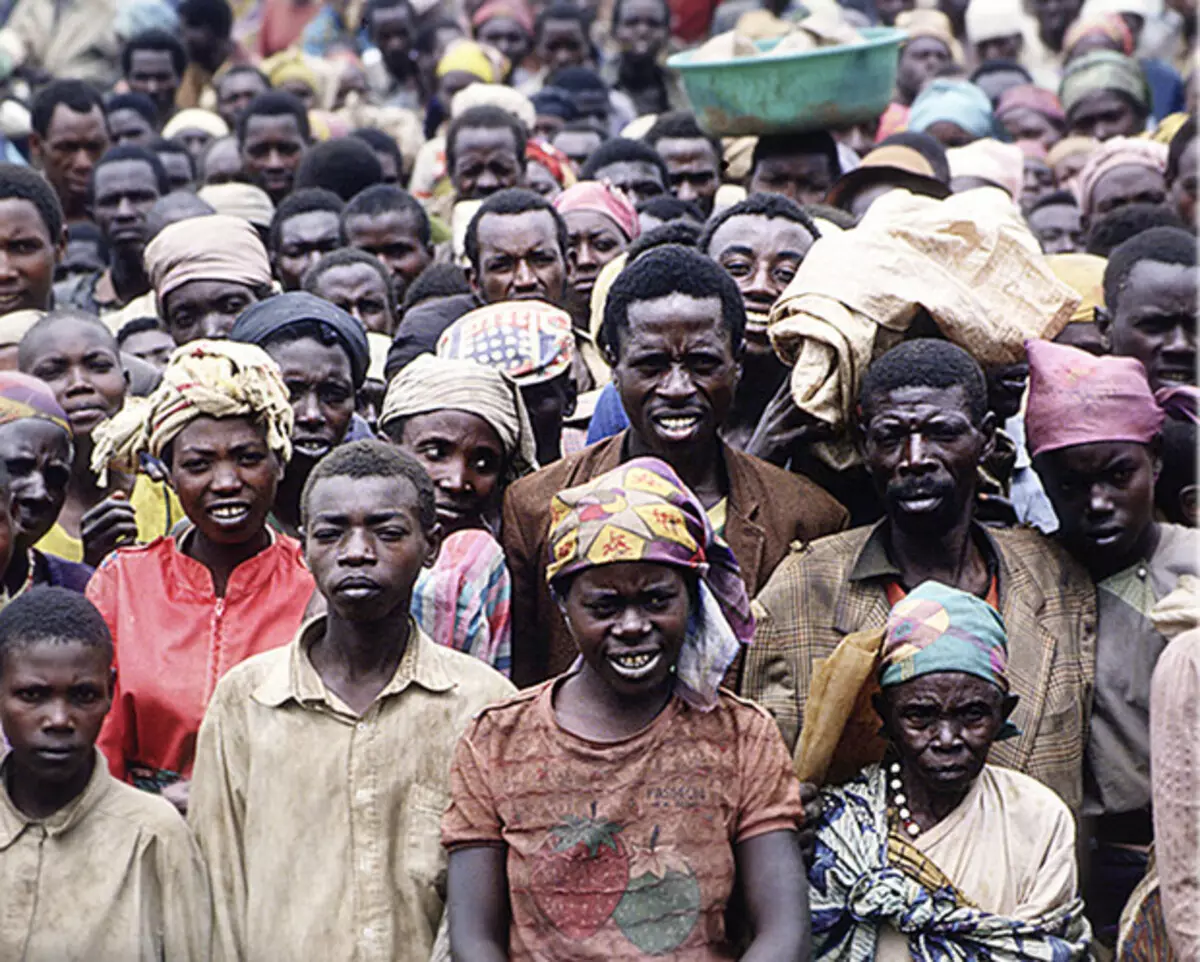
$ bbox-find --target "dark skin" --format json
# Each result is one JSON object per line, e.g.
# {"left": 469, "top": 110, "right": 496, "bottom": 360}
{"left": 563, "top": 209, "right": 628, "bottom": 308}
{"left": 22, "top": 317, "right": 140, "bottom": 568}
{"left": 216, "top": 71, "right": 268, "bottom": 130}
{"left": 654, "top": 137, "right": 721, "bottom": 217}
{"left": 310, "top": 262, "right": 397, "bottom": 336}
{"left": 1028, "top": 201, "right": 1084, "bottom": 255}
{"left": 1033, "top": 0, "right": 1082, "bottom": 50}
{"left": 591, "top": 160, "right": 665, "bottom": 206}
{"left": 239, "top": 113, "right": 307, "bottom": 204}
{"left": 1068, "top": 91, "right": 1143, "bottom": 141}
{"left": 468, "top": 210, "right": 567, "bottom": 305}
{"left": 1035, "top": 441, "right": 1160, "bottom": 581}
{"left": 106, "top": 108, "right": 155, "bottom": 148}
{"left": 0, "top": 640, "right": 114, "bottom": 820}
{"left": 389, "top": 409, "right": 506, "bottom": 534}
{"left": 370, "top": 4, "right": 418, "bottom": 85}
{"left": 860, "top": 384, "right": 996, "bottom": 596}
{"left": 896, "top": 37, "right": 952, "bottom": 105}
{"left": 875, "top": 672, "right": 1017, "bottom": 830}
{"left": 0, "top": 419, "right": 72, "bottom": 567}
{"left": 1054, "top": 321, "right": 1106, "bottom": 356}
{"left": 0, "top": 480, "right": 17, "bottom": 589}
{"left": 91, "top": 158, "right": 161, "bottom": 303}
{"left": 272, "top": 210, "right": 341, "bottom": 292}
{"left": 521, "top": 372, "right": 576, "bottom": 466}
{"left": 163, "top": 279, "right": 261, "bottom": 344}
{"left": 342, "top": 209, "right": 432, "bottom": 302}
{"left": 534, "top": 18, "right": 591, "bottom": 73}
{"left": 449, "top": 126, "right": 525, "bottom": 201}
{"left": 448, "top": 562, "right": 810, "bottom": 962}
{"left": 126, "top": 49, "right": 180, "bottom": 123}
{"left": 31, "top": 104, "right": 110, "bottom": 222}
{"left": 0, "top": 197, "right": 66, "bottom": 314}
{"left": 1100, "top": 260, "right": 1198, "bottom": 393}
{"left": 749, "top": 153, "right": 835, "bottom": 207}
{"left": 304, "top": 474, "right": 440, "bottom": 714}
{"left": 1084, "top": 164, "right": 1168, "bottom": 226}
{"left": 609, "top": 293, "right": 740, "bottom": 509}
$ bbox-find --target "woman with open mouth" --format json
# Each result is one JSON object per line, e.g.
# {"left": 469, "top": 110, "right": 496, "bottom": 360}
{"left": 84, "top": 339, "right": 314, "bottom": 816}
{"left": 443, "top": 457, "right": 810, "bottom": 960}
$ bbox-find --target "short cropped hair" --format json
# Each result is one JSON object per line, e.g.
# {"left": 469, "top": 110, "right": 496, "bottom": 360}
{"left": 351, "top": 127, "right": 404, "bottom": 178}
{"left": 1104, "top": 226, "right": 1198, "bottom": 312}
{"left": 446, "top": 105, "right": 528, "bottom": 177}
{"left": 269, "top": 187, "right": 345, "bottom": 252}
{"left": 0, "top": 586, "right": 113, "bottom": 674}
{"left": 301, "top": 439, "right": 436, "bottom": 533}
{"left": 752, "top": 131, "right": 841, "bottom": 180}
{"left": 699, "top": 192, "right": 819, "bottom": 252}
{"left": 121, "top": 29, "right": 188, "bottom": 79}
{"left": 626, "top": 219, "right": 701, "bottom": 258}
{"left": 31, "top": 80, "right": 105, "bottom": 138}
{"left": 179, "top": 0, "right": 234, "bottom": 40}
{"left": 601, "top": 244, "right": 746, "bottom": 356}
{"left": 535, "top": 2, "right": 591, "bottom": 42}
{"left": 0, "top": 163, "right": 64, "bottom": 239}
{"left": 464, "top": 187, "right": 567, "bottom": 271}
{"left": 581, "top": 137, "right": 669, "bottom": 183}
{"left": 91, "top": 144, "right": 171, "bottom": 200}
{"left": 1086, "top": 203, "right": 1186, "bottom": 257}
{"left": 341, "top": 183, "right": 431, "bottom": 247}
{"left": 1027, "top": 189, "right": 1079, "bottom": 216}
{"left": 859, "top": 338, "right": 989, "bottom": 425}
{"left": 635, "top": 195, "right": 704, "bottom": 224}
{"left": 400, "top": 262, "right": 470, "bottom": 309}
{"left": 237, "top": 91, "right": 310, "bottom": 143}
{"left": 302, "top": 247, "right": 396, "bottom": 306}
{"left": 294, "top": 137, "right": 384, "bottom": 201}
{"left": 116, "top": 315, "right": 167, "bottom": 346}
{"left": 105, "top": 91, "right": 158, "bottom": 128}
{"left": 643, "top": 110, "right": 721, "bottom": 158}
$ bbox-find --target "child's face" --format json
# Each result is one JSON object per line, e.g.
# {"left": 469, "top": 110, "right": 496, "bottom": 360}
{"left": 303, "top": 474, "right": 440, "bottom": 623}
{"left": 0, "top": 639, "right": 112, "bottom": 786}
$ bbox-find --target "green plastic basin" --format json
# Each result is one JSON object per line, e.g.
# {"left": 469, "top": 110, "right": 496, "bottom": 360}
{"left": 666, "top": 26, "right": 904, "bottom": 137}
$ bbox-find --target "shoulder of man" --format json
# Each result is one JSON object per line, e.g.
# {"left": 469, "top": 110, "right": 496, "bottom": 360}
{"left": 505, "top": 434, "right": 622, "bottom": 517}
{"left": 418, "top": 630, "right": 518, "bottom": 709}
{"left": 725, "top": 445, "right": 850, "bottom": 534}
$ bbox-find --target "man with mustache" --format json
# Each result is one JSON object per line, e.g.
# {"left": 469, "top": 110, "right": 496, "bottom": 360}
{"left": 741, "top": 338, "right": 1097, "bottom": 817}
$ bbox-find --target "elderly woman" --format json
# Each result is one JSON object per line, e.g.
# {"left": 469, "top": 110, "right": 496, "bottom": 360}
{"left": 808, "top": 581, "right": 1090, "bottom": 961}
{"left": 379, "top": 352, "right": 538, "bottom": 674}
{"left": 87, "top": 340, "right": 314, "bottom": 811}
{"left": 143, "top": 213, "right": 275, "bottom": 345}
{"left": 443, "top": 457, "right": 810, "bottom": 960}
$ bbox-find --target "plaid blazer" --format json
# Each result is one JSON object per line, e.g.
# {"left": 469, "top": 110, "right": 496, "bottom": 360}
{"left": 741, "top": 521, "right": 1097, "bottom": 813}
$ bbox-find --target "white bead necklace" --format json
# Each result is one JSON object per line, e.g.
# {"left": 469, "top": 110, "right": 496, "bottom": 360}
{"left": 888, "top": 761, "right": 921, "bottom": 838}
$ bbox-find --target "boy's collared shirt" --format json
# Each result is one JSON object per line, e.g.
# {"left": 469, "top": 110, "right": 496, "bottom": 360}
{"left": 188, "top": 615, "right": 516, "bottom": 962}
{"left": 0, "top": 747, "right": 211, "bottom": 962}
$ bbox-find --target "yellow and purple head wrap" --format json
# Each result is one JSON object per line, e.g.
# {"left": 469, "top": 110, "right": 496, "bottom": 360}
{"left": 546, "top": 457, "right": 753, "bottom": 710}
{"left": 0, "top": 371, "right": 72, "bottom": 437}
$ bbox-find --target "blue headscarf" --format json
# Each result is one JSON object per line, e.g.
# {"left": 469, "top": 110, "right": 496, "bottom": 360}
{"left": 908, "top": 79, "right": 997, "bottom": 140}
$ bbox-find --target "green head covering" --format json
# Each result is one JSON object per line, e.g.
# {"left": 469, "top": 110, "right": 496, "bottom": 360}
{"left": 1060, "top": 50, "right": 1149, "bottom": 119}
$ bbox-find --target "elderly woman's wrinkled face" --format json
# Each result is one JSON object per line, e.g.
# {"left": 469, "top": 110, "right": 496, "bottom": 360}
{"left": 388, "top": 409, "right": 505, "bottom": 535}
{"left": 0, "top": 419, "right": 72, "bottom": 550}
{"left": 879, "top": 672, "right": 1010, "bottom": 798}
{"left": 564, "top": 562, "right": 690, "bottom": 699}
{"left": 169, "top": 415, "right": 283, "bottom": 546}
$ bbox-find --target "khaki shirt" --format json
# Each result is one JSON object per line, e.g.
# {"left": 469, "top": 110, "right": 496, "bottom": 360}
{"left": 0, "top": 748, "right": 211, "bottom": 962}
{"left": 189, "top": 616, "right": 516, "bottom": 962}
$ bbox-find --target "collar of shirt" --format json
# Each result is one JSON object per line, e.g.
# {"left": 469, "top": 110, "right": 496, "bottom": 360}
{"left": 849, "top": 519, "right": 1000, "bottom": 585}
{"left": 0, "top": 748, "right": 114, "bottom": 849}
{"left": 252, "top": 614, "right": 457, "bottom": 716}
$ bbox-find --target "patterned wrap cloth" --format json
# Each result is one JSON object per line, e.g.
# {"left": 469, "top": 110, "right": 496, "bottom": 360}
{"left": 996, "top": 85, "right": 1066, "bottom": 128}
{"left": 1059, "top": 50, "right": 1149, "bottom": 118}
{"left": 436, "top": 299, "right": 575, "bottom": 385}
{"left": 89, "top": 340, "right": 294, "bottom": 483}
{"left": 1063, "top": 13, "right": 1135, "bottom": 57}
{"left": 0, "top": 371, "right": 72, "bottom": 436}
{"left": 545, "top": 457, "right": 753, "bottom": 710}
{"left": 525, "top": 140, "right": 577, "bottom": 189}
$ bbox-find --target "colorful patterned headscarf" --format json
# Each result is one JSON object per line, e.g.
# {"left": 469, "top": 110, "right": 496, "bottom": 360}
{"left": 995, "top": 85, "right": 1066, "bottom": 127}
{"left": 1060, "top": 50, "right": 1149, "bottom": 118}
{"left": 0, "top": 372, "right": 71, "bottom": 436}
{"left": 90, "top": 340, "right": 293, "bottom": 483}
{"left": 1063, "top": 13, "right": 1135, "bottom": 58}
{"left": 881, "top": 581, "right": 1011, "bottom": 694}
{"left": 436, "top": 300, "right": 575, "bottom": 385}
{"left": 546, "top": 457, "right": 753, "bottom": 710}
{"left": 553, "top": 181, "right": 641, "bottom": 241}
{"left": 526, "top": 140, "right": 577, "bottom": 189}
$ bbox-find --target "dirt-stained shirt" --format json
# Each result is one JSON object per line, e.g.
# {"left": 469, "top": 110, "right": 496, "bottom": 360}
{"left": 442, "top": 681, "right": 803, "bottom": 960}
{"left": 0, "top": 748, "right": 211, "bottom": 962}
{"left": 188, "top": 616, "right": 516, "bottom": 962}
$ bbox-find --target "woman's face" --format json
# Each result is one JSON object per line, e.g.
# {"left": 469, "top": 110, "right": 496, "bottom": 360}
{"left": 879, "top": 672, "right": 1011, "bottom": 799}
{"left": 163, "top": 279, "right": 260, "bottom": 345}
{"left": 22, "top": 318, "right": 126, "bottom": 440}
{"left": 391, "top": 409, "right": 505, "bottom": 534}
{"left": 169, "top": 415, "right": 283, "bottom": 546}
{"left": 563, "top": 209, "right": 628, "bottom": 304}
{"left": 564, "top": 562, "right": 690, "bottom": 700}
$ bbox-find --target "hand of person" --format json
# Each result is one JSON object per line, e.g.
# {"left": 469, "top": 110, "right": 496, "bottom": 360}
{"left": 798, "top": 780, "right": 822, "bottom": 864}
{"left": 744, "top": 380, "right": 831, "bottom": 466}
{"left": 81, "top": 492, "right": 139, "bottom": 568}
{"left": 162, "top": 778, "right": 191, "bottom": 817}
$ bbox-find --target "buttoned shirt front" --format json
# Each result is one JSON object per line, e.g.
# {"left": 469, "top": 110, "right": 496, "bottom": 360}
{"left": 188, "top": 616, "right": 516, "bottom": 962}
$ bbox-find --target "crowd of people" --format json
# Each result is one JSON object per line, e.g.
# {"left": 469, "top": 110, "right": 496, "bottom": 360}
{"left": 0, "top": 0, "right": 1194, "bottom": 958}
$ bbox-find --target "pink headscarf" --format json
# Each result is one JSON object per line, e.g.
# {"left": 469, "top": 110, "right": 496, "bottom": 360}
{"left": 553, "top": 181, "right": 641, "bottom": 241}
{"left": 471, "top": 0, "right": 534, "bottom": 34}
{"left": 1075, "top": 137, "right": 1168, "bottom": 214}
{"left": 996, "top": 85, "right": 1066, "bottom": 127}
{"left": 1024, "top": 339, "right": 1165, "bottom": 457}
{"left": 1063, "top": 14, "right": 1135, "bottom": 58}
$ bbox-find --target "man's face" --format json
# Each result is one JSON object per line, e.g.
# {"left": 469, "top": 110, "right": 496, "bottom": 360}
{"left": 240, "top": 114, "right": 307, "bottom": 203}
{"left": 127, "top": 49, "right": 180, "bottom": 121}
{"left": 201, "top": 136, "right": 244, "bottom": 185}
{"left": 470, "top": 209, "right": 566, "bottom": 303}
{"left": 476, "top": 16, "right": 531, "bottom": 68}
{"left": 1108, "top": 259, "right": 1198, "bottom": 392}
{"left": 216, "top": 71, "right": 268, "bottom": 128}
{"left": 1027, "top": 201, "right": 1084, "bottom": 254}
{"left": 553, "top": 128, "right": 604, "bottom": 168}
{"left": 156, "top": 150, "right": 194, "bottom": 192}
{"left": 267, "top": 337, "right": 356, "bottom": 463}
{"left": 304, "top": 474, "right": 438, "bottom": 622}
{"left": 0, "top": 419, "right": 72, "bottom": 550}
{"left": 1000, "top": 107, "right": 1062, "bottom": 150}
{"left": 861, "top": 384, "right": 993, "bottom": 535}
{"left": 1036, "top": 440, "right": 1157, "bottom": 575}
{"left": 748, "top": 151, "right": 835, "bottom": 206}
{"left": 592, "top": 160, "right": 665, "bottom": 206}
{"left": 896, "top": 37, "right": 952, "bottom": 103}
{"left": 1086, "top": 164, "right": 1168, "bottom": 223}
{"left": 536, "top": 18, "right": 590, "bottom": 72}
{"left": 371, "top": 5, "right": 416, "bottom": 80}
{"left": 708, "top": 214, "right": 813, "bottom": 356}
{"left": 311, "top": 262, "right": 396, "bottom": 335}
{"left": 1021, "top": 157, "right": 1056, "bottom": 213}
{"left": 0, "top": 198, "right": 62, "bottom": 314}
{"left": 92, "top": 159, "right": 161, "bottom": 253}
{"left": 342, "top": 209, "right": 431, "bottom": 300}
{"left": 654, "top": 137, "right": 720, "bottom": 216}
{"left": 1069, "top": 90, "right": 1141, "bottom": 141}
{"left": 121, "top": 326, "right": 176, "bottom": 371}
{"left": 1171, "top": 136, "right": 1197, "bottom": 225}
{"left": 612, "top": 292, "right": 739, "bottom": 458}
{"left": 614, "top": 0, "right": 669, "bottom": 61}
{"left": 273, "top": 210, "right": 341, "bottom": 291}
{"left": 23, "top": 317, "right": 128, "bottom": 441}
{"left": 163, "top": 279, "right": 259, "bottom": 344}
{"left": 33, "top": 105, "right": 110, "bottom": 215}
{"left": 0, "top": 640, "right": 112, "bottom": 796}
{"left": 450, "top": 125, "right": 523, "bottom": 200}
{"left": 1034, "top": 0, "right": 1083, "bottom": 45}
{"left": 975, "top": 35, "right": 1023, "bottom": 64}
{"left": 106, "top": 108, "right": 155, "bottom": 148}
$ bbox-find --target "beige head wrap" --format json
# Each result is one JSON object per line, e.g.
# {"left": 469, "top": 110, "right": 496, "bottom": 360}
{"left": 90, "top": 339, "right": 293, "bottom": 483}
{"left": 195, "top": 184, "right": 276, "bottom": 231}
{"left": 0, "top": 309, "right": 45, "bottom": 347}
{"left": 162, "top": 108, "right": 230, "bottom": 140}
{"left": 379, "top": 353, "right": 537, "bottom": 481}
{"left": 144, "top": 214, "right": 273, "bottom": 302}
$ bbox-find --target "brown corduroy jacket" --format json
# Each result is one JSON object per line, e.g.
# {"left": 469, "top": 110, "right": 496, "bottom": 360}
{"left": 501, "top": 431, "right": 850, "bottom": 688}
{"left": 741, "top": 520, "right": 1098, "bottom": 814}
